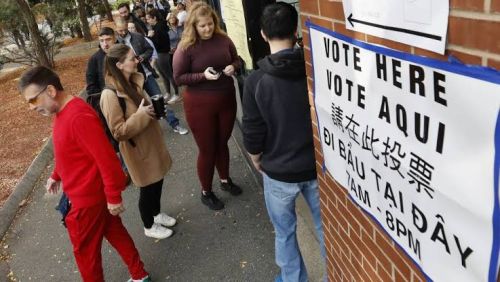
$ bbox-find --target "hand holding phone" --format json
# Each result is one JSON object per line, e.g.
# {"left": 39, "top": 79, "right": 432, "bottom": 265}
{"left": 204, "top": 67, "right": 221, "bottom": 80}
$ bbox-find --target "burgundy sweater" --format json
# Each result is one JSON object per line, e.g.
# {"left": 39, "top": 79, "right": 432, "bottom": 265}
{"left": 173, "top": 33, "right": 240, "bottom": 93}
{"left": 51, "top": 98, "right": 126, "bottom": 208}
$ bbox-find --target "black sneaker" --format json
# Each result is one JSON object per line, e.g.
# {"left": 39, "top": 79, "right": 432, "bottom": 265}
{"left": 201, "top": 191, "right": 225, "bottom": 210}
{"left": 220, "top": 178, "right": 242, "bottom": 196}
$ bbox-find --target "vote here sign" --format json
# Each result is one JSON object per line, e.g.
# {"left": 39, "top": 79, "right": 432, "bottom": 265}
{"left": 307, "top": 23, "right": 500, "bottom": 281}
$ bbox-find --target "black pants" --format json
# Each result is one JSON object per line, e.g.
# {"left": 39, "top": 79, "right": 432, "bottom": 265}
{"left": 139, "top": 179, "right": 163, "bottom": 228}
{"left": 157, "top": 52, "right": 178, "bottom": 95}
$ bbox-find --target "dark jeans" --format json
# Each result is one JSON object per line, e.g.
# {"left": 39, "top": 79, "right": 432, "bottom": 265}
{"left": 138, "top": 179, "right": 163, "bottom": 228}
{"left": 143, "top": 75, "right": 179, "bottom": 128}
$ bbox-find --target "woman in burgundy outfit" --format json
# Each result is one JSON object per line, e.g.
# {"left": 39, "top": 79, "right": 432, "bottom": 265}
{"left": 173, "top": 2, "right": 242, "bottom": 210}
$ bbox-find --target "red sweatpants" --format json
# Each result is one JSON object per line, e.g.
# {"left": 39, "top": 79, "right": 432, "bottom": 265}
{"left": 65, "top": 203, "right": 148, "bottom": 282}
{"left": 183, "top": 89, "right": 237, "bottom": 191}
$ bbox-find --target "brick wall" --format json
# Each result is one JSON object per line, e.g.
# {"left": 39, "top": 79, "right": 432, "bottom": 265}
{"left": 299, "top": 0, "right": 500, "bottom": 281}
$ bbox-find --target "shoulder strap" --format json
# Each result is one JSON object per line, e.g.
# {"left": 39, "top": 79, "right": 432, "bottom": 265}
{"left": 103, "top": 86, "right": 136, "bottom": 147}
{"left": 103, "top": 85, "right": 127, "bottom": 117}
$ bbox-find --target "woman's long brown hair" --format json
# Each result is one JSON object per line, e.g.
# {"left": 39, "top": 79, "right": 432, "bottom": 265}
{"left": 104, "top": 44, "right": 144, "bottom": 106}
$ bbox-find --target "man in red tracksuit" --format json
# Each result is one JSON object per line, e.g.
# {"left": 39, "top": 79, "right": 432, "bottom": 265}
{"left": 19, "top": 66, "right": 151, "bottom": 282}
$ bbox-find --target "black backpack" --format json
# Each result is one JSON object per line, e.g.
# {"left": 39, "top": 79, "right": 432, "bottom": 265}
{"left": 86, "top": 86, "right": 129, "bottom": 152}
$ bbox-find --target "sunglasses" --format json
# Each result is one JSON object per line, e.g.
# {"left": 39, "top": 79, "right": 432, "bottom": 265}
{"left": 28, "top": 85, "right": 48, "bottom": 104}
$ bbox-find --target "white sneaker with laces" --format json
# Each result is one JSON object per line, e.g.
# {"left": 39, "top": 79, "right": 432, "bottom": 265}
{"left": 144, "top": 223, "right": 173, "bottom": 239}
{"left": 153, "top": 212, "right": 177, "bottom": 227}
{"left": 173, "top": 125, "right": 189, "bottom": 135}
{"left": 167, "top": 94, "right": 181, "bottom": 104}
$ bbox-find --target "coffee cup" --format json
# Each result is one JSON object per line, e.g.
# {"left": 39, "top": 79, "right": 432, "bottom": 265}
{"left": 151, "top": 95, "right": 166, "bottom": 119}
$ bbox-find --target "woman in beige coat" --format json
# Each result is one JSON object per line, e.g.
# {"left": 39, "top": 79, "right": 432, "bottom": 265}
{"left": 100, "top": 43, "right": 175, "bottom": 240}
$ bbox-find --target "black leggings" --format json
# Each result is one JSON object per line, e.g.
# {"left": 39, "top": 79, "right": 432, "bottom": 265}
{"left": 139, "top": 179, "right": 163, "bottom": 228}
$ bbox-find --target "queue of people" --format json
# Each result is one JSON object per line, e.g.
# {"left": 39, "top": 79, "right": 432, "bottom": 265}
{"left": 19, "top": 2, "right": 324, "bottom": 282}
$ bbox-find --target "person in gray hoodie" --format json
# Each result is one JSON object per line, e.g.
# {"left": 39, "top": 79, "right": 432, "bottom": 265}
{"left": 242, "top": 3, "right": 325, "bottom": 282}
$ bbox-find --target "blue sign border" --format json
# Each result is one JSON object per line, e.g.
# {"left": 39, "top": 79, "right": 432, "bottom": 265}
{"left": 305, "top": 21, "right": 500, "bottom": 282}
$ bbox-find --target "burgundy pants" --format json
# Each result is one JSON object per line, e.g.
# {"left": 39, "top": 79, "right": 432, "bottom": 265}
{"left": 66, "top": 203, "right": 148, "bottom": 282}
{"left": 183, "top": 89, "right": 236, "bottom": 192}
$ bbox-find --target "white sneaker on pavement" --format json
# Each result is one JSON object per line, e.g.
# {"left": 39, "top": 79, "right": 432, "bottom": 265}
{"left": 167, "top": 94, "right": 181, "bottom": 104}
{"left": 173, "top": 125, "right": 189, "bottom": 135}
{"left": 153, "top": 212, "right": 177, "bottom": 227}
{"left": 144, "top": 223, "right": 173, "bottom": 239}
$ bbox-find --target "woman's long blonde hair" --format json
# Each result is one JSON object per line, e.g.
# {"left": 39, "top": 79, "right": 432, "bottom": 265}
{"left": 178, "top": 2, "right": 226, "bottom": 50}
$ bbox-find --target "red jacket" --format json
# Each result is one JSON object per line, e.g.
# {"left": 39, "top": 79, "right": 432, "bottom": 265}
{"left": 51, "top": 98, "right": 125, "bottom": 208}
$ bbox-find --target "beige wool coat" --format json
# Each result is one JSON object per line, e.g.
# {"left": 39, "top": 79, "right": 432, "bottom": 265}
{"left": 100, "top": 72, "right": 171, "bottom": 187}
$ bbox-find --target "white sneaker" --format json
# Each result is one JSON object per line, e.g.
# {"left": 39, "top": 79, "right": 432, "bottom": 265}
{"left": 153, "top": 212, "right": 177, "bottom": 227}
{"left": 167, "top": 94, "right": 181, "bottom": 104}
{"left": 173, "top": 125, "right": 189, "bottom": 135}
{"left": 144, "top": 223, "right": 173, "bottom": 239}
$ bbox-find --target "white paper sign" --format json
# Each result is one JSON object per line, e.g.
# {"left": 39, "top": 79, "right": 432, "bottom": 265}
{"left": 308, "top": 23, "right": 500, "bottom": 281}
{"left": 342, "top": 0, "right": 449, "bottom": 54}
{"left": 220, "top": 0, "right": 253, "bottom": 68}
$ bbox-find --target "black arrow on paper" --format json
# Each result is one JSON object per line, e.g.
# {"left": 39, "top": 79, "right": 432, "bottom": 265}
{"left": 347, "top": 13, "right": 442, "bottom": 41}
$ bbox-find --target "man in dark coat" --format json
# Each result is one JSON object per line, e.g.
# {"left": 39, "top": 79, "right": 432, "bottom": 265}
{"left": 242, "top": 3, "right": 325, "bottom": 282}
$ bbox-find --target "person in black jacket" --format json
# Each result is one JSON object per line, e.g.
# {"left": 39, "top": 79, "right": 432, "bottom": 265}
{"left": 118, "top": 3, "right": 148, "bottom": 35}
{"left": 146, "top": 9, "right": 179, "bottom": 101}
{"left": 89, "top": 24, "right": 188, "bottom": 135}
{"left": 86, "top": 27, "right": 120, "bottom": 152}
{"left": 242, "top": 3, "right": 325, "bottom": 282}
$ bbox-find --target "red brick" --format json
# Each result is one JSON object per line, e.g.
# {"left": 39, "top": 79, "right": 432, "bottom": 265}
{"left": 395, "top": 268, "right": 410, "bottom": 282}
{"left": 319, "top": 0, "right": 345, "bottom": 21}
{"left": 349, "top": 245, "right": 362, "bottom": 266}
{"left": 376, "top": 261, "right": 393, "bottom": 281}
{"left": 325, "top": 173, "right": 348, "bottom": 206}
{"left": 302, "top": 34, "right": 311, "bottom": 50}
{"left": 341, "top": 251, "right": 359, "bottom": 281}
{"left": 307, "top": 78, "right": 313, "bottom": 93}
{"left": 305, "top": 63, "right": 313, "bottom": 82}
{"left": 374, "top": 225, "right": 394, "bottom": 249}
{"left": 333, "top": 205, "right": 349, "bottom": 233}
{"left": 447, "top": 49, "right": 483, "bottom": 65}
{"left": 309, "top": 15, "right": 334, "bottom": 30}
{"left": 333, "top": 22, "right": 366, "bottom": 41}
{"left": 493, "top": 0, "right": 500, "bottom": 13}
{"left": 448, "top": 16, "right": 500, "bottom": 53}
{"left": 346, "top": 200, "right": 375, "bottom": 236}
{"left": 349, "top": 228, "right": 378, "bottom": 269}
{"left": 323, "top": 206, "right": 339, "bottom": 232}
{"left": 316, "top": 163, "right": 324, "bottom": 179}
{"left": 304, "top": 48, "right": 312, "bottom": 65}
{"left": 300, "top": 15, "right": 309, "bottom": 33}
{"left": 412, "top": 270, "right": 426, "bottom": 282}
{"left": 322, "top": 183, "right": 339, "bottom": 208}
{"left": 487, "top": 58, "right": 500, "bottom": 71}
{"left": 333, "top": 247, "right": 354, "bottom": 280}
{"left": 299, "top": 0, "right": 319, "bottom": 14}
{"left": 313, "top": 133, "right": 322, "bottom": 151}
{"left": 337, "top": 200, "right": 360, "bottom": 236}
{"left": 450, "top": 0, "right": 484, "bottom": 11}
{"left": 360, "top": 229, "right": 392, "bottom": 272}
{"left": 329, "top": 230, "right": 341, "bottom": 254}
{"left": 314, "top": 149, "right": 324, "bottom": 165}
{"left": 348, "top": 252, "right": 364, "bottom": 282}
{"left": 375, "top": 231, "right": 411, "bottom": 277}
{"left": 366, "top": 35, "right": 412, "bottom": 53}
{"left": 360, "top": 257, "right": 380, "bottom": 282}
{"left": 413, "top": 47, "right": 448, "bottom": 61}
{"left": 344, "top": 233, "right": 362, "bottom": 262}
{"left": 347, "top": 219, "right": 360, "bottom": 238}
